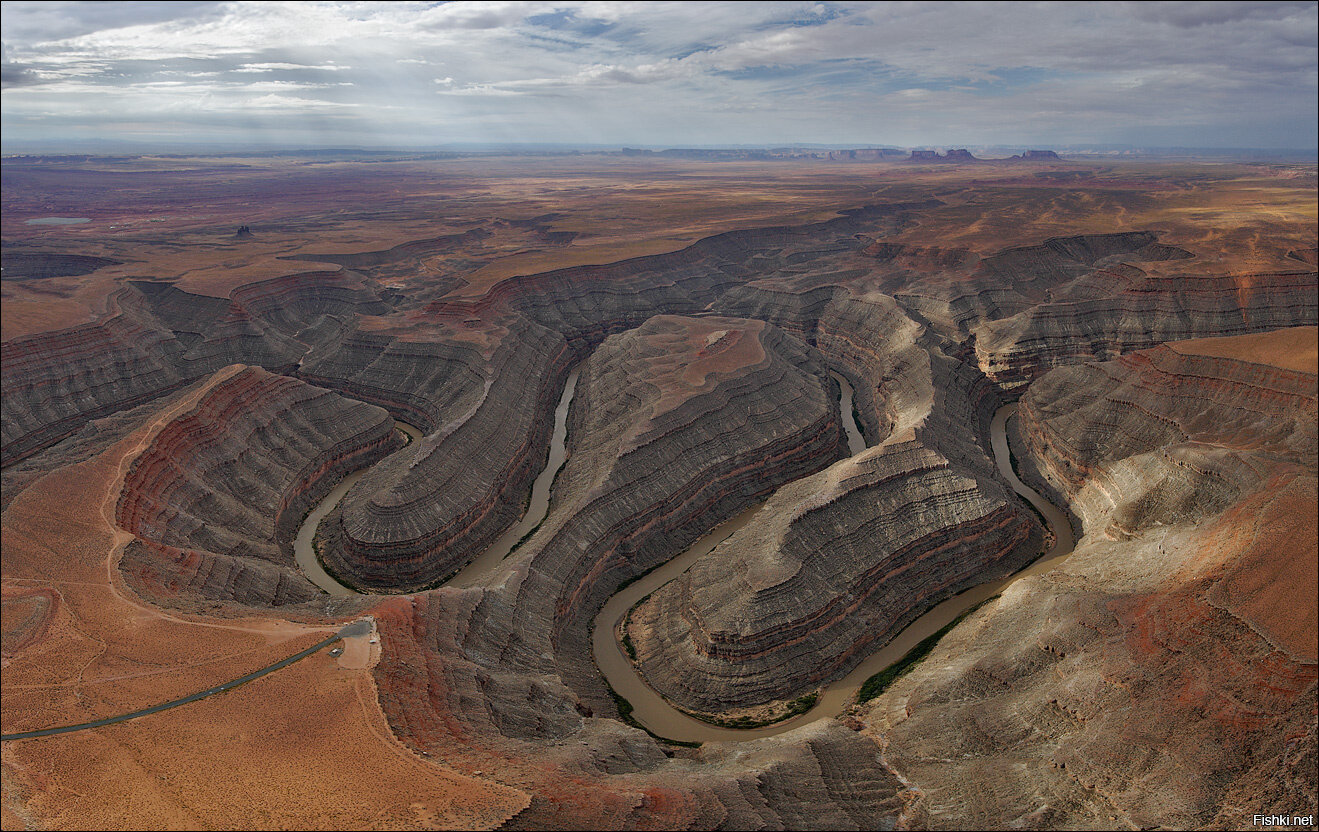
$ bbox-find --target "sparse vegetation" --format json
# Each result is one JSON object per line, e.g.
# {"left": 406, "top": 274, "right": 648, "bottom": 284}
{"left": 857, "top": 595, "right": 1000, "bottom": 703}
{"left": 601, "top": 677, "right": 701, "bottom": 748}
{"left": 681, "top": 690, "right": 819, "bottom": 729}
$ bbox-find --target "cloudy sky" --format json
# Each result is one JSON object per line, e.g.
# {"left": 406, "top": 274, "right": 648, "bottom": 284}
{"left": 2, "top": 1, "right": 1316, "bottom": 151}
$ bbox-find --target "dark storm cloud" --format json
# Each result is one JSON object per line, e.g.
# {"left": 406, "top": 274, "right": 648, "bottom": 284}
{"left": 1, "top": 1, "right": 1315, "bottom": 149}
{"left": 1, "top": 60, "right": 41, "bottom": 88}
{"left": 1, "top": 43, "right": 42, "bottom": 88}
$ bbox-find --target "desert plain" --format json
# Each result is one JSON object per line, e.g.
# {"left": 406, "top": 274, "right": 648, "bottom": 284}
{"left": 1, "top": 151, "right": 1316, "bottom": 830}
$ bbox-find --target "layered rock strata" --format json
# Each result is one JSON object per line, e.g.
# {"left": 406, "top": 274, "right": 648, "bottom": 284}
{"left": 630, "top": 439, "right": 1041, "bottom": 712}
{"left": 307, "top": 205, "right": 925, "bottom": 590}
{"left": 116, "top": 365, "right": 401, "bottom": 609}
{"left": 1019, "top": 343, "right": 1317, "bottom": 519}
{"left": 313, "top": 317, "right": 573, "bottom": 590}
{"left": 973, "top": 269, "right": 1317, "bottom": 389}
{"left": 5, "top": 191, "right": 1317, "bottom": 829}
{"left": 428, "top": 315, "right": 848, "bottom": 717}
{"left": 1, "top": 311, "right": 203, "bottom": 467}
{"left": 358, "top": 316, "right": 908, "bottom": 826}
{"left": 630, "top": 275, "right": 1041, "bottom": 714}
{"left": 862, "top": 335, "right": 1318, "bottom": 830}
{"left": 1, "top": 272, "right": 389, "bottom": 468}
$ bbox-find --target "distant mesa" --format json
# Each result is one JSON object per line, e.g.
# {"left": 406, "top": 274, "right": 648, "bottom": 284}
{"left": 907, "top": 149, "right": 980, "bottom": 163}
{"left": 622, "top": 147, "right": 774, "bottom": 161}
{"left": 827, "top": 148, "right": 907, "bottom": 161}
{"left": 1010, "top": 149, "right": 1062, "bottom": 161}
{"left": 234, "top": 225, "right": 254, "bottom": 239}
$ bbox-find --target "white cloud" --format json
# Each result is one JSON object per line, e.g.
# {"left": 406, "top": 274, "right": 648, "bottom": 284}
{"left": 0, "top": 1, "right": 1313, "bottom": 148}
{"left": 242, "top": 93, "right": 358, "bottom": 110}
{"left": 234, "top": 62, "right": 353, "bottom": 73}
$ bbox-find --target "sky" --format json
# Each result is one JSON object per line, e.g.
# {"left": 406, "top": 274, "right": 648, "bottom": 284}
{"left": 2, "top": 1, "right": 1316, "bottom": 151}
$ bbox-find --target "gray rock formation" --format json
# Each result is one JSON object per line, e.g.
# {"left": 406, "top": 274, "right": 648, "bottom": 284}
{"left": 862, "top": 341, "right": 1318, "bottom": 830}
{"left": 630, "top": 439, "right": 1041, "bottom": 712}
{"left": 116, "top": 366, "right": 401, "bottom": 610}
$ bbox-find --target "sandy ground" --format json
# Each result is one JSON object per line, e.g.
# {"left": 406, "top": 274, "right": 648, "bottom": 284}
{"left": 1171, "top": 325, "right": 1318, "bottom": 374}
{"left": 1, "top": 365, "right": 528, "bottom": 829}
{"left": 7, "top": 156, "right": 1313, "bottom": 339}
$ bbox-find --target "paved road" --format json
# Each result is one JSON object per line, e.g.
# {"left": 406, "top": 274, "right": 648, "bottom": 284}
{"left": 1, "top": 620, "right": 370, "bottom": 742}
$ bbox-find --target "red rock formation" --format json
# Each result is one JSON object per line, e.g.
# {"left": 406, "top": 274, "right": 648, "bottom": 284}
{"left": 116, "top": 365, "right": 401, "bottom": 609}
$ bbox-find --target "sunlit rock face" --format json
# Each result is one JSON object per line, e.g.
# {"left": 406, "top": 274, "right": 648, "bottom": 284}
{"left": 630, "top": 436, "right": 1042, "bottom": 714}
{"left": 861, "top": 334, "right": 1317, "bottom": 831}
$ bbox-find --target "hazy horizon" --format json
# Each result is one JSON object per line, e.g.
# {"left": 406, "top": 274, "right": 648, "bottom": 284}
{"left": 3, "top": 1, "right": 1317, "bottom": 152}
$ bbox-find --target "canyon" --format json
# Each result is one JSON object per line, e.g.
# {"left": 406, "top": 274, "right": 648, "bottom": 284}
{"left": 1, "top": 153, "right": 1315, "bottom": 830}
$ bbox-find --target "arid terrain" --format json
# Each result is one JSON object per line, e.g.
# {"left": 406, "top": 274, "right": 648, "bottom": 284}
{"left": 2, "top": 151, "right": 1315, "bottom": 830}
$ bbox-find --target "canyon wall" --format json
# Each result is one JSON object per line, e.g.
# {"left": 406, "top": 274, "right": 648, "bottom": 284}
{"left": 861, "top": 334, "right": 1317, "bottom": 830}
{"left": 115, "top": 366, "right": 401, "bottom": 610}
{"left": 4, "top": 186, "right": 1316, "bottom": 829}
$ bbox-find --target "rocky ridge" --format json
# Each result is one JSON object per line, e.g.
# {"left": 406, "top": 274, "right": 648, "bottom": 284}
{"left": 861, "top": 336, "right": 1317, "bottom": 829}
{"left": 630, "top": 438, "right": 1041, "bottom": 713}
{"left": 115, "top": 365, "right": 400, "bottom": 610}
{"left": 3, "top": 191, "right": 1316, "bottom": 829}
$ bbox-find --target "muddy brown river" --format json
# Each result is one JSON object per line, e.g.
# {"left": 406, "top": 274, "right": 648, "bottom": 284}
{"left": 294, "top": 422, "right": 423, "bottom": 596}
{"left": 589, "top": 400, "right": 1076, "bottom": 743}
{"left": 295, "top": 370, "right": 1074, "bottom": 744}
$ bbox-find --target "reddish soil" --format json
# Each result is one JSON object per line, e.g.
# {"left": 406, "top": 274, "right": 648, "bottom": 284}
{"left": 0, "top": 366, "right": 527, "bottom": 829}
{"left": 1171, "top": 325, "right": 1318, "bottom": 374}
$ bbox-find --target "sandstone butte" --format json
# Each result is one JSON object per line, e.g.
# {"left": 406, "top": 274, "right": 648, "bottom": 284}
{"left": 1, "top": 155, "right": 1315, "bottom": 830}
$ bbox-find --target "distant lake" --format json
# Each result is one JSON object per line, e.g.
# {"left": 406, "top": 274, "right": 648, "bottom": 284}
{"left": 25, "top": 217, "right": 91, "bottom": 225}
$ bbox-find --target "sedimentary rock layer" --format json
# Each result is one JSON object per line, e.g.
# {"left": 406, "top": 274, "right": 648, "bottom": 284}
{"left": 974, "top": 269, "right": 1318, "bottom": 389}
{"left": 357, "top": 316, "right": 906, "bottom": 827}
{"left": 1019, "top": 342, "right": 1318, "bottom": 532}
{"left": 426, "top": 314, "right": 848, "bottom": 717}
{"left": 1, "top": 311, "right": 202, "bottom": 467}
{"left": 314, "top": 317, "right": 573, "bottom": 590}
{"left": 5, "top": 182, "right": 1317, "bottom": 830}
{"left": 0, "top": 272, "right": 389, "bottom": 468}
{"left": 863, "top": 335, "right": 1318, "bottom": 830}
{"left": 630, "top": 439, "right": 1041, "bottom": 712}
{"left": 115, "top": 365, "right": 401, "bottom": 609}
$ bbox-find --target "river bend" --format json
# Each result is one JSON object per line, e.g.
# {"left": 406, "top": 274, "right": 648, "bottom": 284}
{"left": 590, "top": 401, "right": 1075, "bottom": 743}
{"left": 294, "top": 370, "right": 1073, "bottom": 744}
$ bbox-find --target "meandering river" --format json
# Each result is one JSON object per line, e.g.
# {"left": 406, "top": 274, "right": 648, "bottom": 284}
{"left": 294, "top": 370, "right": 1074, "bottom": 743}
{"left": 293, "top": 422, "right": 423, "bottom": 596}
{"left": 589, "top": 400, "right": 1075, "bottom": 743}
{"left": 294, "top": 369, "right": 580, "bottom": 594}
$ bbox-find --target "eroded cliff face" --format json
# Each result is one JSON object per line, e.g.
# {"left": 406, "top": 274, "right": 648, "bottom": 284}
{"left": 393, "top": 313, "right": 849, "bottom": 717}
{"left": 861, "top": 337, "right": 1317, "bottom": 830}
{"left": 314, "top": 316, "right": 574, "bottom": 590}
{"left": 115, "top": 365, "right": 401, "bottom": 611}
{"left": 3, "top": 180, "right": 1316, "bottom": 830}
{"left": 630, "top": 438, "right": 1042, "bottom": 714}
{"left": 355, "top": 314, "right": 907, "bottom": 829}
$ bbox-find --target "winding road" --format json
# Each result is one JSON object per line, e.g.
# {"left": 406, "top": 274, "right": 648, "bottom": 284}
{"left": 0, "top": 620, "right": 371, "bottom": 742}
{"left": 19, "top": 376, "right": 1071, "bottom": 746}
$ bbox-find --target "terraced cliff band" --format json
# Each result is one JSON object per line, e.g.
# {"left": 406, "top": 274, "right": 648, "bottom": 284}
{"left": 3, "top": 155, "right": 1315, "bottom": 831}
